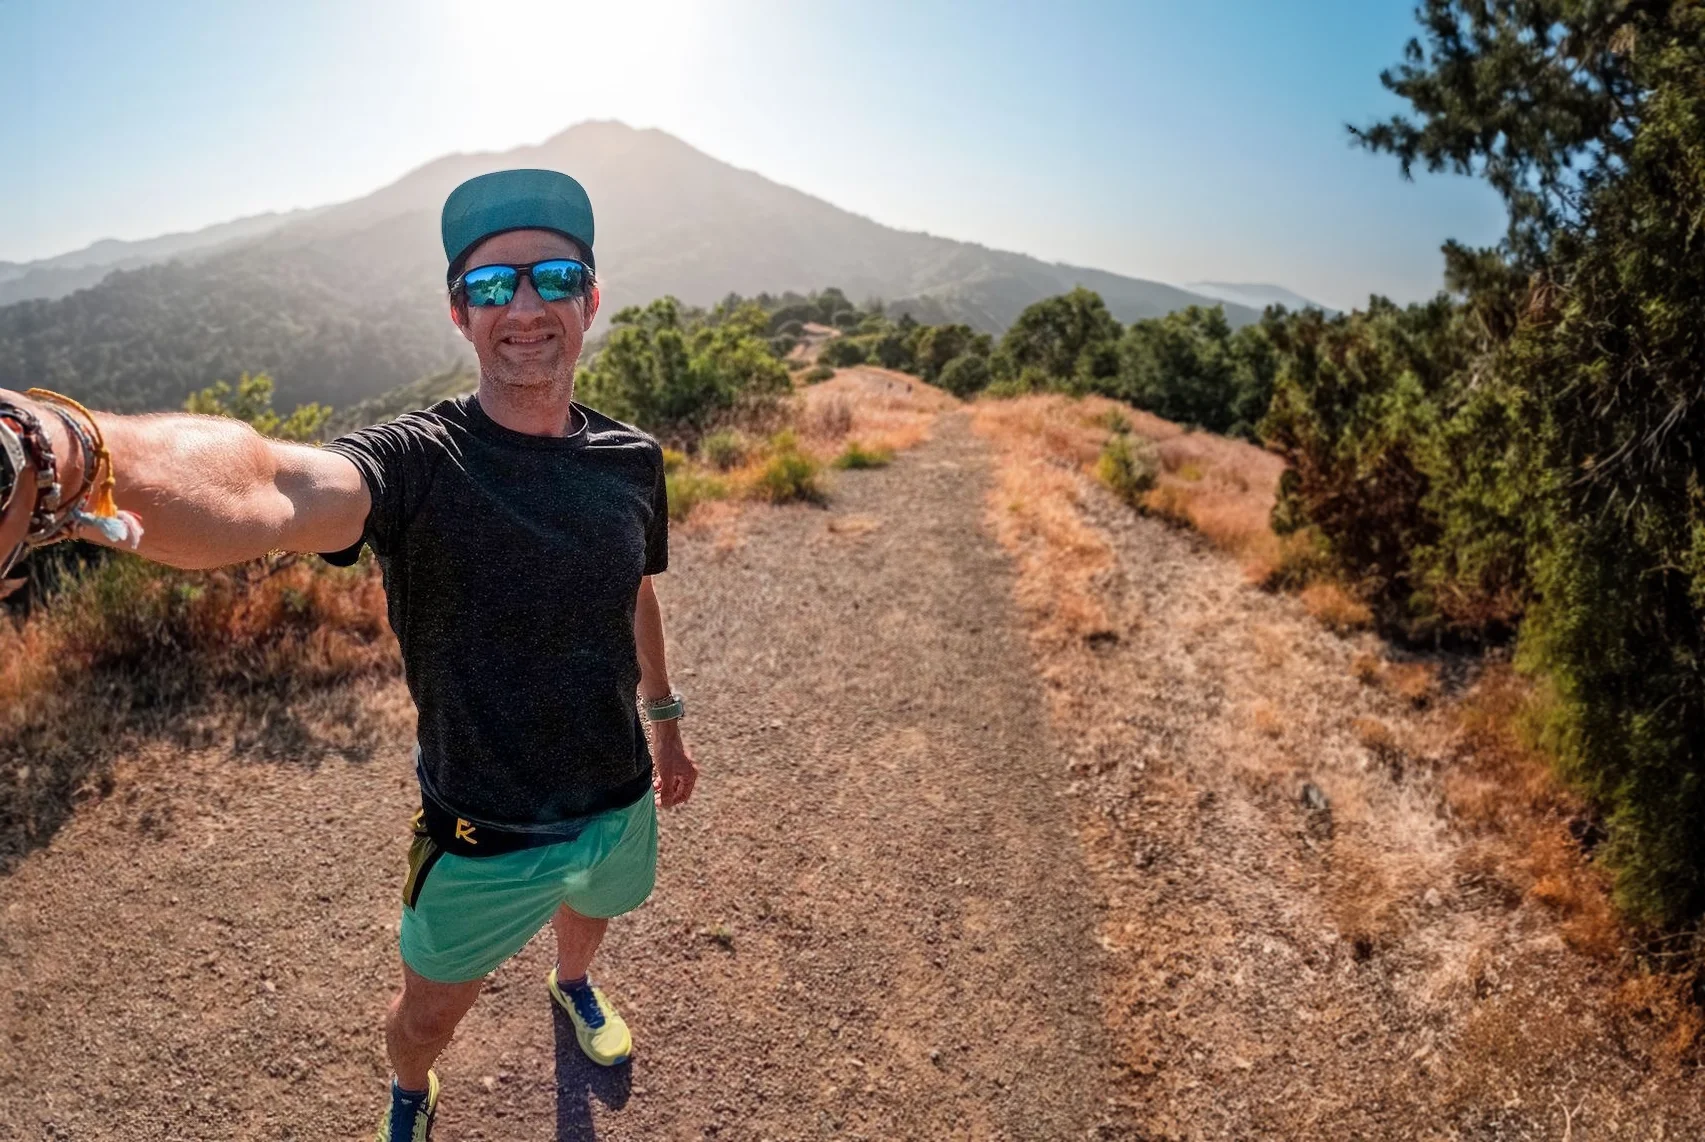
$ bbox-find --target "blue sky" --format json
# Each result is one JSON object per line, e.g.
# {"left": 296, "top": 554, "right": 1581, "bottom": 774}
{"left": 0, "top": 0, "right": 1506, "bottom": 309}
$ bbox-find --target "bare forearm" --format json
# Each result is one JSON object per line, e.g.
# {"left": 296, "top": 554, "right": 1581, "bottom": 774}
{"left": 1, "top": 389, "right": 294, "bottom": 570}
{"left": 634, "top": 576, "right": 673, "bottom": 702}
{"left": 100, "top": 411, "right": 297, "bottom": 568}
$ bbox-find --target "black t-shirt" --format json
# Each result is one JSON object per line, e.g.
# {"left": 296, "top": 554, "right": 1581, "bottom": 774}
{"left": 322, "top": 393, "right": 669, "bottom": 829}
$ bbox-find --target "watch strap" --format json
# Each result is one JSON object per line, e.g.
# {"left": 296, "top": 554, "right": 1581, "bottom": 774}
{"left": 0, "top": 416, "right": 23, "bottom": 515}
{"left": 643, "top": 692, "right": 686, "bottom": 721}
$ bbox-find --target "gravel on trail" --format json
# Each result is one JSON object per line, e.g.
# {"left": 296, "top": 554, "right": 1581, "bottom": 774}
{"left": 0, "top": 411, "right": 1128, "bottom": 1140}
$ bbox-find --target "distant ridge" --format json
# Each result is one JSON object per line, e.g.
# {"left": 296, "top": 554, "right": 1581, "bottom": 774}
{"left": 0, "top": 210, "right": 315, "bottom": 307}
{"left": 1184, "top": 281, "right": 1339, "bottom": 316}
{"left": 0, "top": 122, "right": 1285, "bottom": 413}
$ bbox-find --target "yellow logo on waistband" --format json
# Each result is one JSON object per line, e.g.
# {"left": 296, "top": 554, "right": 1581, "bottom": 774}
{"left": 455, "top": 818, "right": 478, "bottom": 845}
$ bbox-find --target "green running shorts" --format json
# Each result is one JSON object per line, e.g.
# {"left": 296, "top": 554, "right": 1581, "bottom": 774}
{"left": 398, "top": 790, "right": 657, "bottom": 983}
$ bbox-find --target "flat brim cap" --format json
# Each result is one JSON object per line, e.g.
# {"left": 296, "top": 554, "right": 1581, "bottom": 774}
{"left": 441, "top": 168, "right": 596, "bottom": 273}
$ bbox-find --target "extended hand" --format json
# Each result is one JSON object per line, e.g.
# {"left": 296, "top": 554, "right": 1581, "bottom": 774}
{"left": 652, "top": 724, "right": 699, "bottom": 809}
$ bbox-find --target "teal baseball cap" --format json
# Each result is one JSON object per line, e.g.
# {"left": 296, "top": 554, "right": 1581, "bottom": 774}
{"left": 441, "top": 168, "right": 596, "bottom": 278}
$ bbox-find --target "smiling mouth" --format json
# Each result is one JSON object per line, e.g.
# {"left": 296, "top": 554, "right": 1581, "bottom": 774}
{"left": 502, "top": 332, "right": 554, "bottom": 345}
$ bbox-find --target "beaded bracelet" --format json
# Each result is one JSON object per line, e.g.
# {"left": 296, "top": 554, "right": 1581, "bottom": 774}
{"left": 44, "top": 405, "right": 95, "bottom": 511}
{"left": 0, "top": 399, "right": 63, "bottom": 541}
{"left": 27, "top": 388, "right": 120, "bottom": 522}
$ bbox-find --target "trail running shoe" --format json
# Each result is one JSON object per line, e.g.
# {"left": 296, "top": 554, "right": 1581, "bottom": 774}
{"left": 374, "top": 1070, "right": 439, "bottom": 1142}
{"left": 546, "top": 966, "right": 633, "bottom": 1066}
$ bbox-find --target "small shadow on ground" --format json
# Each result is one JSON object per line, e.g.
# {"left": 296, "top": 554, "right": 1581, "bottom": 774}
{"left": 552, "top": 1005, "right": 633, "bottom": 1141}
{"left": 0, "top": 675, "right": 389, "bottom": 875}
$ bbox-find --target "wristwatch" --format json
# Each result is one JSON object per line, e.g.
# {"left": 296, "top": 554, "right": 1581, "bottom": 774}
{"left": 0, "top": 416, "right": 22, "bottom": 516}
{"left": 643, "top": 691, "right": 686, "bottom": 722}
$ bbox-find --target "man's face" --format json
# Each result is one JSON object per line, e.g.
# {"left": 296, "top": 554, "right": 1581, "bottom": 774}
{"left": 452, "top": 228, "right": 599, "bottom": 395}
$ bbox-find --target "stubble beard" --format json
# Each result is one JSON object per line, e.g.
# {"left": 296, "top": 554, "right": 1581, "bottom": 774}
{"left": 481, "top": 350, "right": 577, "bottom": 416}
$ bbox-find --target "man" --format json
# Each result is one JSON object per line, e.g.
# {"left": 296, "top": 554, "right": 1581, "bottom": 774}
{"left": 0, "top": 168, "right": 696, "bottom": 1141}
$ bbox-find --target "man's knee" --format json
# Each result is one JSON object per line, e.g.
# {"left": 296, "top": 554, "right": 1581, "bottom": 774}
{"left": 391, "top": 977, "right": 480, "bottom": 1043}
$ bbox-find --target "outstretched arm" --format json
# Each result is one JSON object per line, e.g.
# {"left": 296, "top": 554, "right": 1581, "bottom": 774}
{"left": 0, "top": 388, "right": 368, "bottom": 570}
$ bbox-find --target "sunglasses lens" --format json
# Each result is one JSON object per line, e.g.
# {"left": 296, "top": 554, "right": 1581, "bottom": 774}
{"left": 530, "top": 260, "right": 587, "bottom": 302}
{"left": 462, "top": 265, "right": 518, "bottom": 307}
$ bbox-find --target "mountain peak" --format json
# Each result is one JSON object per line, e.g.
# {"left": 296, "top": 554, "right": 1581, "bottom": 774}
{"left": 1, "top": 127, "right": 1273, "bottom": 414}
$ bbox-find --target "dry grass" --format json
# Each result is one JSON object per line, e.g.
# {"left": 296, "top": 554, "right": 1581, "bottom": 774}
{"left": 1, "top": 554, "right": 398, "bottom": 865}
{"left": 1329, "top": 841, "right": 1411, "bottom": 957}
{"left": 796, "top": 366, "right": 955, "bottom": 459}
{"left": 1249, "top": 700, "right": 1283, "bottom": 738}
{"left": 970, "top": 386, "right": 1705, "bottom": 1128}
{"left": 1350, "top": 650, "right": 1440, "bottom": 708}
{"left": 969, "top": 398, "right": 1116, "bottom": 650}
{"left": 660, "top": 365, "right": 954, "bottom": 529}
{"left": 1442, "top": 667, "right": 1629, "bottom": 964}
{"left": 969, "top": 392, "right": 1290, "bottom": 585}
{"left": 1384, "top": 661, "right": 1438, "bottom": 707}
{"left": 658, "top": 370, "right": 950, "bottom": 527}
{"left": 969, "top": 387, "right": 1705, "bottom": 1131}
{"left": 1147, "top": 435, "right": 1286, "bottom": 578}
{"left": 1299, "top": 581, "right": 1374, "bottom": 632}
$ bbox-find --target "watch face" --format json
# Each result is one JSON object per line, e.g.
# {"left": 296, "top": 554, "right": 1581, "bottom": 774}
{"left": 0, "top": 420, "right": 25, "bottom": 513}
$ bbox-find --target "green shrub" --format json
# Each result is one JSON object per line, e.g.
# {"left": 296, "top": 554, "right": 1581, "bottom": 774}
{"left": 937, "top": 354, "right": 991, "bottom": 397}
{"left": 818, "top": 338, "right": 868, "bottom": 367}
{"left": 768, "top": 306, "right": 815, "bottom": 334}
{"left": 699, "top": 429, "right": 748, "bottom": 471}
{"left": 1095, "top": 433, "right": 1158, "bottom": 508}
{"left": 982, "top": 375, "right": 1031, "bottom": 400}
{"left": 1094, "top": 408, "right": 1132, "bottom": 435}
{"left": 802, "top": 364, "right": 834, "bottom": 383}
{"left": 913, "top": 324, "right": 987, "bottom": 383}
{"left": 185, "top": 370, "right": 330, "bottom": 442}
{"left": 664, "top": 468, "right": 729, "bottom": 520}
{"left": 833, "top": 441, "right": 893, "bottom": 470}
{"left": 815, "top": 288, "right": 852, "bottom": 324}
{"left": 1304, "top": 0, "right": 1705, "bottom": 922}
{"left": 1257, "top": 298, "right": 1515, "bottom": 642}
{"left": 999, "top": 287, "right": 1122, "bottom": 391}
{"left": 769, "top": 334, "right": 798, "bottom": 357}
{"left": 577, "top": 297, "right": 791, "bottom": 436}
{"left": 1118, "top": 305, "right": 1278, "bottom": 439}
{"left": 867, "top": 332, "right": 914, "bottom": 372}
{"left": 754, "top": 433, "right": 825, "bottom": 504}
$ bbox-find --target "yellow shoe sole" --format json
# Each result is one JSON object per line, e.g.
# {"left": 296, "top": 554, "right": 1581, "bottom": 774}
{"left": 546, "top": 968, "right": 633, "bottom": 1066}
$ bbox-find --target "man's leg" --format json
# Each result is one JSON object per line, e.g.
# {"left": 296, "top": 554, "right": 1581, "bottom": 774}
{"left": 551, "top": 904, "right": 609, "bottom": 979}
{"left": 386, "top": 963, "right": 485, "bottom": 1091}
{"left": 548, "top": 905, "right": 632, "bottom": 1065}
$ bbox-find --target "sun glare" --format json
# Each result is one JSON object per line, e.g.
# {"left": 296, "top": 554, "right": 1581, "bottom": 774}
{"left": 434, "top": 0, "right": 709, "bottom": 143}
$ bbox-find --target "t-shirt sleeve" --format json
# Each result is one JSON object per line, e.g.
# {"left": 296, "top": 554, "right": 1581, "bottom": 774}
{"left": 318, "top": 413, "right": 447, "bottom": 565}
{"left": 644, "top": 446, "right": 669, "bottom": 576}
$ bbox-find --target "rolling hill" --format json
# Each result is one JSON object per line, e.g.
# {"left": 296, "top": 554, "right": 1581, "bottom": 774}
{"left": 0, "top": 121, "right": 1266, "bottom": 414}
{"left": 0, "top": 210, "right": 314, "bottom": 307}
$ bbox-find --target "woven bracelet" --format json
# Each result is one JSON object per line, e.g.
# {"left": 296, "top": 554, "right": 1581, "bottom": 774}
{"left": 0, "top": 400, "right": 63, "bottom": 540}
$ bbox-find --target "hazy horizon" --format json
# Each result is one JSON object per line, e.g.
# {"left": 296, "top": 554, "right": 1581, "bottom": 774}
{"left": 3, "top": 0, "right": 1509, "bottom": 311}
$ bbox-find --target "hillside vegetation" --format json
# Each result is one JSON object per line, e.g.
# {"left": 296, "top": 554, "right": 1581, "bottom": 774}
{"left": 0, "top": 122, "right": 1264, "bottom": 417}
{"left": 1254, "top": 1, "right": 1705, "bottom": 927}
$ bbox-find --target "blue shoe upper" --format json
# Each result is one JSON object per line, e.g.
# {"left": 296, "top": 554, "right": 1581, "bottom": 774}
{"left": 387, "top": 1080, "right": 430, "bottom": 1142}
{"left": 562, "top": 977, "right": 605, "bottom": 1028}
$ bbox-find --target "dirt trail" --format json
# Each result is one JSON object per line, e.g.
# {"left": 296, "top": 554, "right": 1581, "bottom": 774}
{"left": 14, "top": 394, "right": 1696, "bottom": 1142}
{"left": 0, "top": 412, "right": 1126, "bottom": 1140}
